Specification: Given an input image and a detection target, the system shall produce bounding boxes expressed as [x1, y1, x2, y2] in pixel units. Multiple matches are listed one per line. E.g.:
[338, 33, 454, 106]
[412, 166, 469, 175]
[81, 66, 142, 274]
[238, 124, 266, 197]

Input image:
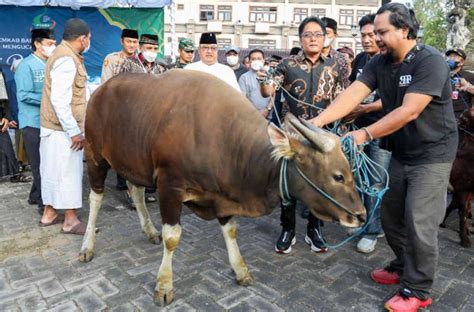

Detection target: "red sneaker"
[371, 267, 400, 285]
[384, 294, 432, 312]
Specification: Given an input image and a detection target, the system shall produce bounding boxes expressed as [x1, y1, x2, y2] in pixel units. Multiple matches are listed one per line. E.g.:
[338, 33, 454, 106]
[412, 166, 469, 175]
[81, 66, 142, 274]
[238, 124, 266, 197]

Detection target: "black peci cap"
[121, 28, 138, 39]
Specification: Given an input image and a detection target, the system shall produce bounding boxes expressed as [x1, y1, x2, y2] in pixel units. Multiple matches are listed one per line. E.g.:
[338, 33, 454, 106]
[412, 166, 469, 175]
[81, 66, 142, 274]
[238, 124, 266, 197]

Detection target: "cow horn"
[284, 113, 336, 153]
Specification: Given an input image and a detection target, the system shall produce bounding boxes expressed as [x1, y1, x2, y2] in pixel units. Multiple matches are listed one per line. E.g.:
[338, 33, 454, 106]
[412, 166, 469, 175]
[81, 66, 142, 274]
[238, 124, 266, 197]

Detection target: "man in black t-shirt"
[346, 14, 392, 255]
[310, 3, 457, 311]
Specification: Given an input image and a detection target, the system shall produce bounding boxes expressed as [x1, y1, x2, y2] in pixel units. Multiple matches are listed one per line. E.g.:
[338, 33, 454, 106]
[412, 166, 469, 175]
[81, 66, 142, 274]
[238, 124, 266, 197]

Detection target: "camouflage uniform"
[170, 38, 194, 69]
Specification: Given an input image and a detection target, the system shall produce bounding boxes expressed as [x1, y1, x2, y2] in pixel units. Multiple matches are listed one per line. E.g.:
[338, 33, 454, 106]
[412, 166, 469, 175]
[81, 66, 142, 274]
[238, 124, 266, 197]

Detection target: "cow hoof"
[154, 288, 175, 305]
[461, 239, 471, 248]
[237, 274, 254, 286]
[79, 249, 95, 262]
[148, 233, 162, 245]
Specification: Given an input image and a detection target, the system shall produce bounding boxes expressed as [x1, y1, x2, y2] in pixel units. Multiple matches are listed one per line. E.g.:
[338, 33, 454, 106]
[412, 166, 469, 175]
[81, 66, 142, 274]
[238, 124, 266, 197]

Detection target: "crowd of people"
[0, 2, 473, 311]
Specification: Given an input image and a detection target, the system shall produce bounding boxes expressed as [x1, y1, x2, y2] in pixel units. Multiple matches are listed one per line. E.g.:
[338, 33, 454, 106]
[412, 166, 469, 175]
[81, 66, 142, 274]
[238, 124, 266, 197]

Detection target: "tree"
[412, 0, 449, 51]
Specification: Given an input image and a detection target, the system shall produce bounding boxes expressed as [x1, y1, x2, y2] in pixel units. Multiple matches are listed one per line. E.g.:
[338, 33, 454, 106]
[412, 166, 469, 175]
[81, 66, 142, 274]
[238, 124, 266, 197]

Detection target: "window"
[218, 5, 232, 22]
[339, 9, 354, 26]
[293, 8, 308, 23]
[249, 6, 277, 23]
[292, 40, 301, 48]
[248, 39, 276, 49]
[311, 8, 326, 18]
[357, 10, 372, 22]
[177, 4, 184, 10]
[200, 5, 214, 21]
[217, 38, 232, 49]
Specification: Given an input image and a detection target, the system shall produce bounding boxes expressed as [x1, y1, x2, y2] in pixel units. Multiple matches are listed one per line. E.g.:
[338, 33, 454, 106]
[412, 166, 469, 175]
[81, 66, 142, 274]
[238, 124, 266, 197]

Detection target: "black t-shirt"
[349, 52, 382, 128]
[357, 44, 458, 165]
[452, 69, 474, 118]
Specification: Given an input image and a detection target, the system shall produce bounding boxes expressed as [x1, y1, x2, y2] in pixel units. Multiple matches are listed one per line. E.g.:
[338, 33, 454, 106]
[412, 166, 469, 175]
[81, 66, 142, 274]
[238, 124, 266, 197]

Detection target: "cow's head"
[267, 113, 366, 228]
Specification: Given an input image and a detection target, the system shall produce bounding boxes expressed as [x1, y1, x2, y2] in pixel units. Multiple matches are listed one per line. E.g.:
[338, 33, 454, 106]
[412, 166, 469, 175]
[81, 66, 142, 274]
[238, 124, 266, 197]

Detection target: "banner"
[0, 5, 164, 83]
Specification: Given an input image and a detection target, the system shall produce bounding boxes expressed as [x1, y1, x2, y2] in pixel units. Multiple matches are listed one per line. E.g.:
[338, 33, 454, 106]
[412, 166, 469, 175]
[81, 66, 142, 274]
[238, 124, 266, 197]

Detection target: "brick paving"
[0, 172, 473, 311]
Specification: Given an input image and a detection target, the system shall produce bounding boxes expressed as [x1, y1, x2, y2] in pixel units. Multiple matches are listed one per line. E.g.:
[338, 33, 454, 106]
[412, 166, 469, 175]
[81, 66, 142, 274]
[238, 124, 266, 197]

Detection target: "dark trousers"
[117, 173, 155, 193]
[381, 158, 452, 299]
[280, 198, 321, 231]
[22, 127, 42, 206]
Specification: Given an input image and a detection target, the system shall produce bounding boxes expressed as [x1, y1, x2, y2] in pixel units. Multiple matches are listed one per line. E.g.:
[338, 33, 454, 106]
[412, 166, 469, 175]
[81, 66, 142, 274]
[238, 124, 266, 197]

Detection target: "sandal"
[39, 214, 65, 227]
[61, 223, 87, 235]
[10, 174, 32, 183]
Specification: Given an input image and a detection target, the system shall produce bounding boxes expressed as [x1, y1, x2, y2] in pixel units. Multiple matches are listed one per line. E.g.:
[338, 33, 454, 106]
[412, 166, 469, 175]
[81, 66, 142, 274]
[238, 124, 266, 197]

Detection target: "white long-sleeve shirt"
[41, 56, 82, 138]
[185, 61, 241, 92]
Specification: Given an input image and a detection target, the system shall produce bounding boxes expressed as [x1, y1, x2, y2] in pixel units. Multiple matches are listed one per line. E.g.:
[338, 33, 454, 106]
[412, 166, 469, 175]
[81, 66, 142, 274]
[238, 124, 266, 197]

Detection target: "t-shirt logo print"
[399, 75, 412, 87]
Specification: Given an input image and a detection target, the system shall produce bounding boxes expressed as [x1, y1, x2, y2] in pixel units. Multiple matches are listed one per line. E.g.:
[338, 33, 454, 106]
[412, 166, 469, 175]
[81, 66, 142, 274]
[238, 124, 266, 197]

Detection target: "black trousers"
[280, 198, 321, 231]
[22, 127, 42, 206]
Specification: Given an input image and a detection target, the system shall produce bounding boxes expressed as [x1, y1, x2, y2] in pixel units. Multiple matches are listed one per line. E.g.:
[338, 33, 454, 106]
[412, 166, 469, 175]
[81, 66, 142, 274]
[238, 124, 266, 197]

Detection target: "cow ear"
[267, 122, 296, 160]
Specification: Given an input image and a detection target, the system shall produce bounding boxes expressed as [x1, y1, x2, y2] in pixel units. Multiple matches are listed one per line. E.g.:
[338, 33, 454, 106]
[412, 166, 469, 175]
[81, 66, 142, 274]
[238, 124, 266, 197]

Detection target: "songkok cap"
[269, 54, 282, 62]
[321, 17, 338, 32]
[139, 34, 158, 45]
[63, 18, 90, 39]
[179, 38, 194, 52]
[337, 46, 354, 59]
[445, 48, 466, 60]
[31, 28, 55, 40]
[121, 28, 138, 39]
[290, 47, 301, 56]
[225, 46, 240, 54]
[199, 32, 217, 45]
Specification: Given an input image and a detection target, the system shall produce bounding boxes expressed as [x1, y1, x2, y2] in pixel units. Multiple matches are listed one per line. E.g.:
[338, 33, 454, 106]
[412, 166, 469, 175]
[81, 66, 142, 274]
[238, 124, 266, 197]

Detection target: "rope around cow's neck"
[268, 76, 390, 248]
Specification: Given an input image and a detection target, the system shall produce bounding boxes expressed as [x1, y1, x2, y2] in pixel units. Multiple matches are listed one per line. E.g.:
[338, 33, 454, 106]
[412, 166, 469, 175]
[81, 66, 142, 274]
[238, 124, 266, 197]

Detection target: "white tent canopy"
[0, 0, 171, 8]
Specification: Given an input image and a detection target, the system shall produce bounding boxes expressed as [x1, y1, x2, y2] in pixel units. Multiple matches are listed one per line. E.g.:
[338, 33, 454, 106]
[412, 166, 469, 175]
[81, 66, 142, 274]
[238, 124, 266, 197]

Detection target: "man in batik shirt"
[259, 16, 349, 255]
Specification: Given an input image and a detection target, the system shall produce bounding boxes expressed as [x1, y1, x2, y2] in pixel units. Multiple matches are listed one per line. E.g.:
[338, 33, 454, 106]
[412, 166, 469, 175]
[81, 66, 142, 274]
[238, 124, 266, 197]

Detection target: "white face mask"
[83, 41, 90, 54]
[323, 37, 334, 48]
[226, 55, 239, 66]
[250, 60, 264, 71]
[41, 44, 56, 58]
[142, 51, 157, 63]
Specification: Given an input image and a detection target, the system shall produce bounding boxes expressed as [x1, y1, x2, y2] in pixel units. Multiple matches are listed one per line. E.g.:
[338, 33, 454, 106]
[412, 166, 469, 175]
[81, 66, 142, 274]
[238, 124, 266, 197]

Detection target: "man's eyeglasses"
[200, 45, 218, 52]
[301, 31, 325, 39]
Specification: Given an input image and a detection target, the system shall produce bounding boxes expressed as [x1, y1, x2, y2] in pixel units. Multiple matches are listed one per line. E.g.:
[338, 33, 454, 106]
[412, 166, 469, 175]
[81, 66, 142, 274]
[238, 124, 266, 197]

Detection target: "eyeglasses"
[200, 45, 218, 51]
[301, 31, 325, 39]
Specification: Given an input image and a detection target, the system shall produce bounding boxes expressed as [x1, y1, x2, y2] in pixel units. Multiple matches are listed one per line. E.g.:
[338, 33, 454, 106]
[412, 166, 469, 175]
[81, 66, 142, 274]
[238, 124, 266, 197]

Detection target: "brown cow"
[79, 70, 366, 305]
[441, 108, 474, 247]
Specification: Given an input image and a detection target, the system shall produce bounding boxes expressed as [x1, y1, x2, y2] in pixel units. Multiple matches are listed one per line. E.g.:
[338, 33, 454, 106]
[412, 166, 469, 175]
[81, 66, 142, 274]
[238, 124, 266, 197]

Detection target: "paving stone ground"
[0, 170, 473, 311]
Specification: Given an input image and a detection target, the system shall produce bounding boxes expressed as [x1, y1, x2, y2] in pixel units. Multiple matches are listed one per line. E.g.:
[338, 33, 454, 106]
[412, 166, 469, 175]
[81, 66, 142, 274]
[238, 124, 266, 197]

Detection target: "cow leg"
[127, 182, 161, 244]
[79, 158, 109, 262]
[460, 193, 472, 248]
[155, 183, 183, 305]
[219, 217, 253, 286]
[155, 223, 181, 305]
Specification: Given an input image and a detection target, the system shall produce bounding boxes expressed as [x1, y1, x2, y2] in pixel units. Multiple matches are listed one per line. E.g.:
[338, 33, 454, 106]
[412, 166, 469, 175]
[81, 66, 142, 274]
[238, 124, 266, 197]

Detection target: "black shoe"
[145, 195, 157, 203]
[28, 198, 38, 205]
[301, 207, 310, 219]
[37, 205, 44, 215]
[126, 192, 136, 209]
[116, 184, 128, 191]
[275, 229, 296, 254]
[305, 226, 328, 253]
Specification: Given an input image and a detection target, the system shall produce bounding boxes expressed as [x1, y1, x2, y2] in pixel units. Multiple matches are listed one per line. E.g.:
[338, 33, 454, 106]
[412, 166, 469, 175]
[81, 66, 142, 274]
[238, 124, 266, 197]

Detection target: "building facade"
[164, 0, 382, 56]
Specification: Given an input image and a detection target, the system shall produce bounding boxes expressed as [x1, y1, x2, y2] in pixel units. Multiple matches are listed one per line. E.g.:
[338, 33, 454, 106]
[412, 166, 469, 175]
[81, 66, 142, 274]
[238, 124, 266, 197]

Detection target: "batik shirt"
[120, 53, 167, 75]
[274, 50, 348, 120]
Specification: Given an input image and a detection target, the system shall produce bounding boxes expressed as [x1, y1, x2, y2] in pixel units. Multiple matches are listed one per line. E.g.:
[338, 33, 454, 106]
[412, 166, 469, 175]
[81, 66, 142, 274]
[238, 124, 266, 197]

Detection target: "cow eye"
[334, 174, 345, 183]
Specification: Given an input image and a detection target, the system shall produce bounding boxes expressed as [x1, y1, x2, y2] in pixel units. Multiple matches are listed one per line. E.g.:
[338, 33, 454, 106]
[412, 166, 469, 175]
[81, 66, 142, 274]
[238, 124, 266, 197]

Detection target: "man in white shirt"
[39, 18, 91, 235]
[185, 32, 240, 92]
